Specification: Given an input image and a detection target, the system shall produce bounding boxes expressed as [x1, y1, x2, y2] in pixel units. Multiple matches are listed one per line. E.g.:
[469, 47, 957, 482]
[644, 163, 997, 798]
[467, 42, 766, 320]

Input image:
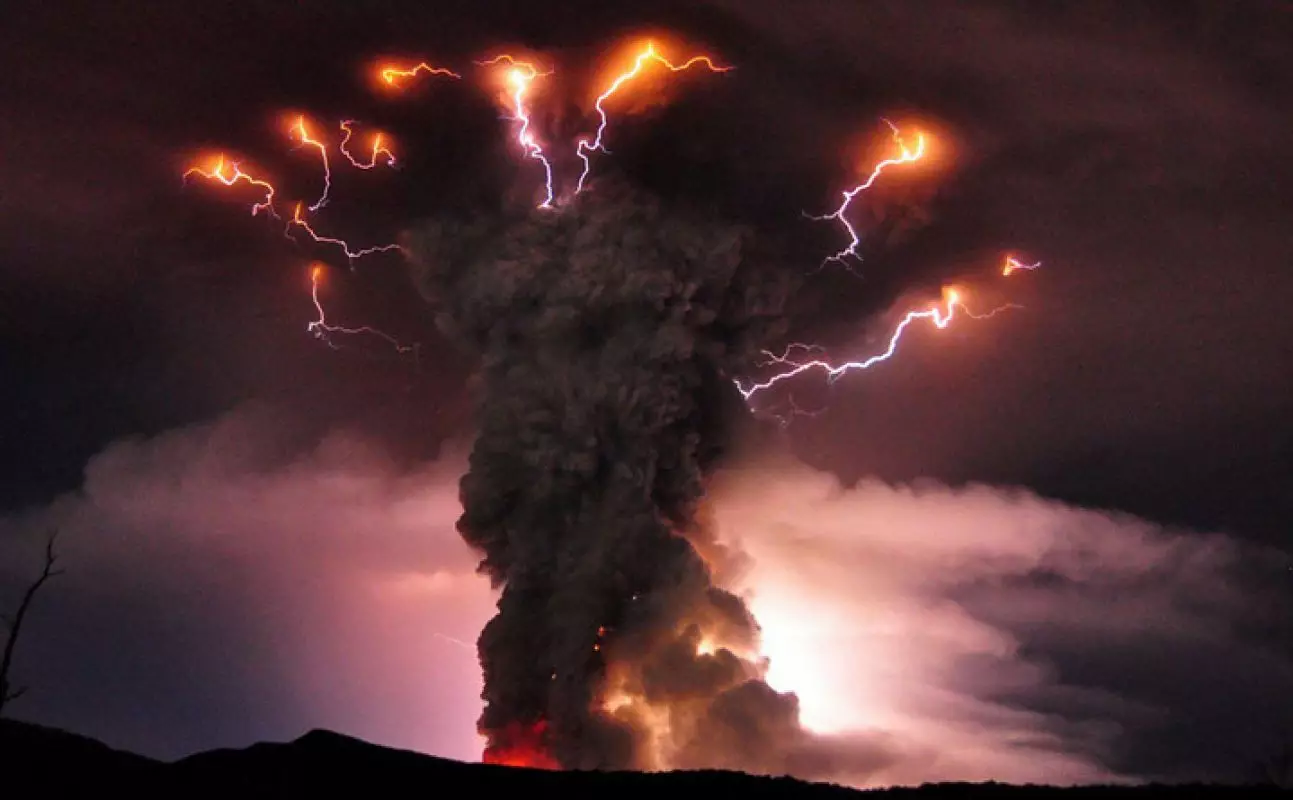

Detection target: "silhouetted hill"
[0, 717, 158, 778]
[0, 719, 1285, 797]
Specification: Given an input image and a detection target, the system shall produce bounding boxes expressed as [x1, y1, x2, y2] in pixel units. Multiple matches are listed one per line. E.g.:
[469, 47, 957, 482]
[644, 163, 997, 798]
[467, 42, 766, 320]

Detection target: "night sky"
[1, 0, 1291, 787]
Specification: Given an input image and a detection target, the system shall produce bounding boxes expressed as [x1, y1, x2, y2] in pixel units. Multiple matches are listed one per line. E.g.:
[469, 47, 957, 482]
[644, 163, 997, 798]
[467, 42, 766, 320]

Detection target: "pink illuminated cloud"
[0, 409, 1286, 785]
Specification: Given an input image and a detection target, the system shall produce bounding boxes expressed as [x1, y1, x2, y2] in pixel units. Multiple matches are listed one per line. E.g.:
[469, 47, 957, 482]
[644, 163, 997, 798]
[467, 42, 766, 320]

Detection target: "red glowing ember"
[482, 720, 560, 770]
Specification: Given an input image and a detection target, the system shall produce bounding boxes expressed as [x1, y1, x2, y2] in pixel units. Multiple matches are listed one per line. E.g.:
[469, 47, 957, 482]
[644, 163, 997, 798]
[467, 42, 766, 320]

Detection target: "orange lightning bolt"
[378, 61, 462, 88]
[1002, 255, 1042, 276]
[339, 120, 396, 170]
[183, 154, 279, 218]
[807, 120, 927, 269]
[308, 263, 417, 354]
[736, 274, 1029, 404]
[289, 115, 332, 211]
[575, 41, 733, 193]
[288, 203, 405, 263]
[476, 54, 557, 209]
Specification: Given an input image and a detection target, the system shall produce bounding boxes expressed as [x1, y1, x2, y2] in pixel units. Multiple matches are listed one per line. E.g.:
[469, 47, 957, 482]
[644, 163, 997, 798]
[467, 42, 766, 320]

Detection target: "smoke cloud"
[1, 407, 1289, 783]
[708, 452, 1293, 785]
[407, 173, 806, 770]
[0, 405, 493, 762]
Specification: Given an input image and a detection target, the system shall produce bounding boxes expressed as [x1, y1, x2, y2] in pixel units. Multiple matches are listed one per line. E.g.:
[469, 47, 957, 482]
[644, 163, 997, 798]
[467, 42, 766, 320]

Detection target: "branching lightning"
[379, 61, 462, 88]
[288, 202, 405, 263]
[339, 120, 397, 170]
[807, 120, 927, 269]
[182, 38, 1045, 417]
[477, 55, 557, 209]
[762, 392, 831, 430]
[183, 154, 279, 218]
[1002, 255, 1042, 276]
[575, 41, 732, 193]
[735, 278, 1030, 403]
[308, 264, 417, 354]
[290, 115, 333, 211]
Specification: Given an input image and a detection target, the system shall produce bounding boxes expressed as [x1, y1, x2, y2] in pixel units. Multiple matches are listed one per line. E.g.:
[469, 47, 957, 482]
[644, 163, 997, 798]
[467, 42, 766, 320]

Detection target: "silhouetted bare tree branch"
[0, 529, 63, 717]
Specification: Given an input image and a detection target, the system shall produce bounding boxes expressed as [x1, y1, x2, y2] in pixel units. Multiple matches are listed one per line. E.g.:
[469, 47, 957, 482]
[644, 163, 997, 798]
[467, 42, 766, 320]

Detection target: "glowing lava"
[182, 154, 279, 218]
[482, 720, 559, 769]
[339, 120, 396, 170]
[575, 40, 732, 192]
[477, 54, 557, 209]
[808, 120, 928, 268]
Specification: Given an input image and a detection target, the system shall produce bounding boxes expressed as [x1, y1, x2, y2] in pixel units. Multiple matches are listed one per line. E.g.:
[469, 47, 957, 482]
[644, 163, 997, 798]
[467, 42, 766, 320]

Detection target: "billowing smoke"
[2, 405, 1288, 783]
[406, 174, 832, 771]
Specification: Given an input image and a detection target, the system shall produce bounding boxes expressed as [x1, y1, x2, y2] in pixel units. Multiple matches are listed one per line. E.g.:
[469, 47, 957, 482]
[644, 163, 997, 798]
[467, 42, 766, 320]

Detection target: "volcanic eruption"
[178, 31, 1030, 780]
[407, 173, 864, 772]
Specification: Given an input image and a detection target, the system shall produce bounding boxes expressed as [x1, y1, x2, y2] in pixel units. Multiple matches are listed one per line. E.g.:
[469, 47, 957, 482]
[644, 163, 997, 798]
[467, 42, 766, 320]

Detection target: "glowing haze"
[2, 407, 1286, 785]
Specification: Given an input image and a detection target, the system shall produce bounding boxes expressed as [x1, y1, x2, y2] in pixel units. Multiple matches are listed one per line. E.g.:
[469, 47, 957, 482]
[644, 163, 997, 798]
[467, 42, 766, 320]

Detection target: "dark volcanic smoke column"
[409, 178, 796, 770]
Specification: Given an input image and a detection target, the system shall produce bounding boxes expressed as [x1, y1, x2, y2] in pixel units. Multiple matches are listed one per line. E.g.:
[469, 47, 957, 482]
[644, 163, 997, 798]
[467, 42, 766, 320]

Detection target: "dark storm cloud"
[1, 0, 1290, 785]
[0, 1, 491, 505]
[679, 0, 1293, 544]
[8, 0, 1288, 530]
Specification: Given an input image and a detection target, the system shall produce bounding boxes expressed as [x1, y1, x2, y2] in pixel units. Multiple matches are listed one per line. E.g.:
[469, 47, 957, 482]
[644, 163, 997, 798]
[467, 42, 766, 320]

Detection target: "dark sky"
[1, 0, 1291, 786]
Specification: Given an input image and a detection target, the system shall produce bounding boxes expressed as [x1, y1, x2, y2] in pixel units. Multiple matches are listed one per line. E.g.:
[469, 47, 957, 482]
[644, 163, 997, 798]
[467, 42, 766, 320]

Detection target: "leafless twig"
[0, 530, 64, 717]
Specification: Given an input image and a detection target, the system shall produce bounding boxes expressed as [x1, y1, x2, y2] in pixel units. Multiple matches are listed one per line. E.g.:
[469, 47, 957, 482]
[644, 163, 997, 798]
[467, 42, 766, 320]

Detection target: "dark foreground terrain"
[0, 719, 1285, 797]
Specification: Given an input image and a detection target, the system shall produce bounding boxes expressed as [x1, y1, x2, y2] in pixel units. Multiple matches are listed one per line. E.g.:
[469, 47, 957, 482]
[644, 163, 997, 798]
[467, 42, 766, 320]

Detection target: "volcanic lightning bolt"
[182, 154, 279, 218]
[290, 115, 333, 211]
[378, 61, 462, 88]
[288, 202, 405, 264]
[735, 277, 1030, 403]
[307, 263, 416, 354]
[575, 41, 732, 193]
[1002, 255, 1042, 276]
[807, 120, 927, 269]
[477, 55, 557, 209]
[339, 120, 397, 170]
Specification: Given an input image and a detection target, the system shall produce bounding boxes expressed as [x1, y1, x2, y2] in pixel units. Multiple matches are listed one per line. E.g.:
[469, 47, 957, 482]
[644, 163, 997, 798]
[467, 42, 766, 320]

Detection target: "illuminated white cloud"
[707, 453, 1289, 786]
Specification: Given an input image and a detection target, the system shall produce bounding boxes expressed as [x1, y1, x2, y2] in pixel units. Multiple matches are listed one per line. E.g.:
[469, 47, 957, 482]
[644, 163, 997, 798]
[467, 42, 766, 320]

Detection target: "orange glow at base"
[482, 720, 559, 770]
[591, 620, 769, 771]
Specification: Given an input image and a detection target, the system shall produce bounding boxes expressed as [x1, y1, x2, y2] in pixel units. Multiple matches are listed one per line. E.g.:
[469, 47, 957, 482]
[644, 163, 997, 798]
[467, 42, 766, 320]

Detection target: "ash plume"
[407, 174, 835, 771]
